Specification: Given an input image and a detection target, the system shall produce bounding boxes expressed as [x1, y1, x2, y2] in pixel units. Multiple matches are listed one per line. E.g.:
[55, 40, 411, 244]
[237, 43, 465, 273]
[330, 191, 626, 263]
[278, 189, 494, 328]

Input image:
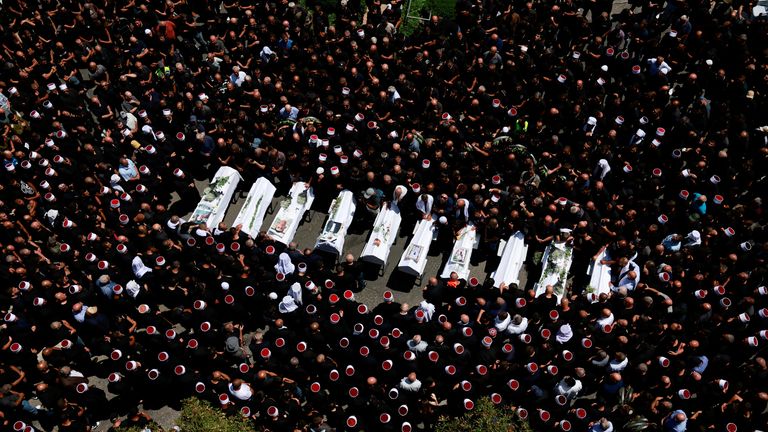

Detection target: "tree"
[436, 397, 533, 432]
[176, 397, 257, 432]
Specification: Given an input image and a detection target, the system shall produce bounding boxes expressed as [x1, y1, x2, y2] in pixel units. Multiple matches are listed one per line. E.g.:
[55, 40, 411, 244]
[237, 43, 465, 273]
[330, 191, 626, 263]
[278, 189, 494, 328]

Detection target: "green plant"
[436, 397, 532, 432]
[401, 0, 456, 36]
[176, 397, 257, 432]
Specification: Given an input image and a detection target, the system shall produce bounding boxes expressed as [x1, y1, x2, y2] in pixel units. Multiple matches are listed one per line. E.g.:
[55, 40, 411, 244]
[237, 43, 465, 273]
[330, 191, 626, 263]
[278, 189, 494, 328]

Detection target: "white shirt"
[73, 306, 87, 323]
[406, 340, 428, 353]
[609, 357, 629, 371]
[596, 313, 615, 329]
[494, 314, 511, 332]
[124, 112, 138, 131]
[399, 377, 421, 392]
[229, 383, 253, 400]
[506, 317, 528, 335]
[613, 261, 640, 292]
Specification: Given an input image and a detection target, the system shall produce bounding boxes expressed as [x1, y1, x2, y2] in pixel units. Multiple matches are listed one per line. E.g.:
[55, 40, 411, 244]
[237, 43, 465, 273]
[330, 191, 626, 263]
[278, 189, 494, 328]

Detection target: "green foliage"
[176, 397, 257, 432]
[436, 397, 533, 432]
[401, 0, 457, 36]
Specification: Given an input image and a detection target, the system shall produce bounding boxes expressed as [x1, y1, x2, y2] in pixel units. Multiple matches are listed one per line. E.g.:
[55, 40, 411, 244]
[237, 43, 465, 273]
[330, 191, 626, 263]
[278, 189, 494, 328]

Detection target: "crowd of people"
[2, 0, 768, 431]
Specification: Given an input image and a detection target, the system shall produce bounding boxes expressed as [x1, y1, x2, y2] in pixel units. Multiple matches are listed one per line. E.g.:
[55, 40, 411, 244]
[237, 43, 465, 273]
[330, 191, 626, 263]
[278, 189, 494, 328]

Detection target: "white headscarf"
[684, 230, 702, 247]
[456, 198, 470, 222]
[131, 256, 152, 278]
[288, 282, 303, 306]
[392, 185, 408, 205]
[416, 194, 434, 216]
[126, 280, 141, 298]
[278, 295, 298, 313]
[595, 159, 611, 180]
[556, 324, 573, 344]
[275, 253, 295, 275]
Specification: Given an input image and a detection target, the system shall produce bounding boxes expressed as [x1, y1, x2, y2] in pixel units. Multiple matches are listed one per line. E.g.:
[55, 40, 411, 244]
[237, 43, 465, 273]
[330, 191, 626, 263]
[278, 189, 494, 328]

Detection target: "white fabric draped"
[232, 177, 277, 238]
[398, 219, 436, 277]
[315, 190, 357, 255]
[267, 182, 315, 245]
[189, 166, 242, 228]
[361, 204, 402, 266]
[440, 225, 477, 280]
[492, 231, 529, 287]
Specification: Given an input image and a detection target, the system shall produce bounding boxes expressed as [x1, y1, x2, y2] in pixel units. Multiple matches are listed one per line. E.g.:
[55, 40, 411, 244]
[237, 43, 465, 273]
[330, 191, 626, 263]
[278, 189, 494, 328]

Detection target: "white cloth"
[440, 225, 476, 280]
[417, 300, 435, 322]
[126, 280, 141, 298]
[613, 260, 640, 293]
[189, 167, 242, 228]
[609, 357, 629, 371]
[596, 313, 615, 328]
[492, 231, 528, 287]
[232, 177, 276, 238]
[278, 295, 298, 313]
[596, 158, 611, 180]
[684, 230, 701, 247]
[275, 253, 295, 275]
[68, 370, 85, 378]
[397, 219, 435, 277]
[73, 306, 87, 323]
[361, 204, 402, 266]
[555, 324, 573, 344]
[555, 378, 583, 399]
[267, 182, 315, 245]
[392, 185, 408, 206]
[232, 70, 247, 87]
[229, 383, 253, 401]
[506, 317, 528, 335]
[399, 377, 421, 392]
[415, 194, 434, 216]
[494, 314, 511, 332]
[131, 256, 152, 278]
[455, 198, 470, 222]
[315, 190, 356, 255]
[406, 339, 428, 353]
[288, 283, 303, 306]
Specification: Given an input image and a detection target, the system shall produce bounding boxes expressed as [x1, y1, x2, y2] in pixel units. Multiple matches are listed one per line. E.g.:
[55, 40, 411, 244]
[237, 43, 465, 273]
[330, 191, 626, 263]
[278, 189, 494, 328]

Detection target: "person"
[228, 378, 255, 402]
[275, 252, 295, 275]
[358, 187, 382, 224]
[662, 410, 688, 432]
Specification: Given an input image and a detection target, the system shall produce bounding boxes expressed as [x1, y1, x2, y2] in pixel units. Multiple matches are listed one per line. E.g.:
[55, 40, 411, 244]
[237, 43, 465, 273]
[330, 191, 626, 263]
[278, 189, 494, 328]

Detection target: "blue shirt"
[279, 106, 299, 121]
[98, 280, 117, 298]
[662, 234, 682, 252]
[691, 193, 707, 215]
[118, 160, 139, 181]
[691, 355, 709, 374]
[664, 410, 687, 432]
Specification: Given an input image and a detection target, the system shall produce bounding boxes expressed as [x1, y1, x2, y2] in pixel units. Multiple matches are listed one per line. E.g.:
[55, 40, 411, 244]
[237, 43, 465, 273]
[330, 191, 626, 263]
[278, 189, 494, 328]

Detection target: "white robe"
[275, 253, 295, 275]
[131, 256, 152, 279]
[416, 194, 434, 217]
